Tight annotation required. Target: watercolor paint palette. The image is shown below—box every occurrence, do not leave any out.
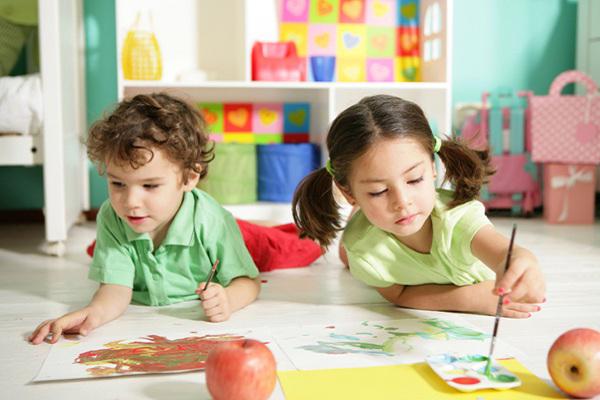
[426,353,522,392]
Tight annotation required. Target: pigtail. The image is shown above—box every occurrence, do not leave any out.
[292,168,343,248]
[436,136,495,208]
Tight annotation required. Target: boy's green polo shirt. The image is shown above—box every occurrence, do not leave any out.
[342,189,496,288]
[89,188,259,306]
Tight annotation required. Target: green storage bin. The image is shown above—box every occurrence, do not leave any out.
[199,143,257,204]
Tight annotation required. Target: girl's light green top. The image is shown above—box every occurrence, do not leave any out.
[342,189,496,288]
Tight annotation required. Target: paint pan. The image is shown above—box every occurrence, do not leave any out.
[426,353,521,392]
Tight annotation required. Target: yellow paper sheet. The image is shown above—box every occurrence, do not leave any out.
[278,359,565,399]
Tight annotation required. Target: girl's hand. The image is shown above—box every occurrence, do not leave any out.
[471,226,546,306]
[28,307,102,345]
[497,297,542,319]
[197,282,231,322]
[495,255,546,304]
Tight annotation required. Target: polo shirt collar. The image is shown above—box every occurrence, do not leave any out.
[123,191,195,247]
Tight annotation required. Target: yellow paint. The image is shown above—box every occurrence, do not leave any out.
[278,358,565,400]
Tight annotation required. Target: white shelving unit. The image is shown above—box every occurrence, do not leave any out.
[0,0,88,255]
[115,0,452,222]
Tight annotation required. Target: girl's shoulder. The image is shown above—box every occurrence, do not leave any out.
[433,189,490,248]
[434,189,486,216]
[342,210,384,251]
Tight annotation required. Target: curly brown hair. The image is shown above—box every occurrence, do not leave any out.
[87,93,214,183]
[293,95,495,248]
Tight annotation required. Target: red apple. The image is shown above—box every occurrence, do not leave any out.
[547,328,600,398]
[205,339,277,400]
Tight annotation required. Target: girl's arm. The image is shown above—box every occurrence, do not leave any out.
[29,283,132,344]
[376,281,538,318]
[471,225,545,303]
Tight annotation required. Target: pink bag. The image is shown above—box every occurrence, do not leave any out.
[530,70,600,164]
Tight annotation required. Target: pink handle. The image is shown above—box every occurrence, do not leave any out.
[549,70,598,96]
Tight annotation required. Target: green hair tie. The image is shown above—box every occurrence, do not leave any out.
[325,159,335,177]
[433,135,442,153]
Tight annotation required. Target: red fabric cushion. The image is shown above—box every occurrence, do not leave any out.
[235,220,322,272]
[86,220,322,272]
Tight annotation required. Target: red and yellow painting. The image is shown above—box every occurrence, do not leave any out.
[34,332,253,381]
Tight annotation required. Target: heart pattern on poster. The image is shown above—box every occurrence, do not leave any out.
[373,1,390,17]
[342,0,362,19]
[259,108,278,126]
[286,0,306,16]
[343,32,360,49]
[318,0,333,15]
[315,32,330,48]
[202,109,218,125]
[228,108,249,128]
[289,109,307,126]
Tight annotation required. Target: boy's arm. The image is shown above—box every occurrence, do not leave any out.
[375,281,537,318]
[29,283,132,344]
[87,283,133,324]
[224,276,261,313]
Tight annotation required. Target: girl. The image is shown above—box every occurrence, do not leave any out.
[293,95,545,318]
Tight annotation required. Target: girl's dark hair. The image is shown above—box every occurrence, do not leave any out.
[292,94,495,248]
[87,92,214,182]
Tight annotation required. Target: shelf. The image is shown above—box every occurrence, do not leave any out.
[123,80,449,91]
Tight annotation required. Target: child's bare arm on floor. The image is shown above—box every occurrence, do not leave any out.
[29,284,132,344]
[375,280,539,318]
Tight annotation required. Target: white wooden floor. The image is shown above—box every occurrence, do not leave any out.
[1,218,599,399]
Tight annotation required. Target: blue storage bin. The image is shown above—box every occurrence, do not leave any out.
[257,143,320,202]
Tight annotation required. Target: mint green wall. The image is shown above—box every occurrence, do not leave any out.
[84,0,117,208]
[0,0,579,211]
[452,0,577,108]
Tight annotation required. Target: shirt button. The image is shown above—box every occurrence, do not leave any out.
[153,274,160,281]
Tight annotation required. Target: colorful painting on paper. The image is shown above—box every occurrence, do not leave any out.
[274,318,516,371]
[280,0,420,81]
[34,333,249,381]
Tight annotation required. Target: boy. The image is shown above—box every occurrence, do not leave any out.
[30,93,260,344]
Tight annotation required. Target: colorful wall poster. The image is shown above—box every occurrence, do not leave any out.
[280,0,420,81]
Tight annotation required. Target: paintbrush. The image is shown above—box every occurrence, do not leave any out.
[196,258,220,294]
[484,223,517,376]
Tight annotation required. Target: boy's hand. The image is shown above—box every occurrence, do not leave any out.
[197,282,231,322]
[28,307,101,345]
[494,255,546,304]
